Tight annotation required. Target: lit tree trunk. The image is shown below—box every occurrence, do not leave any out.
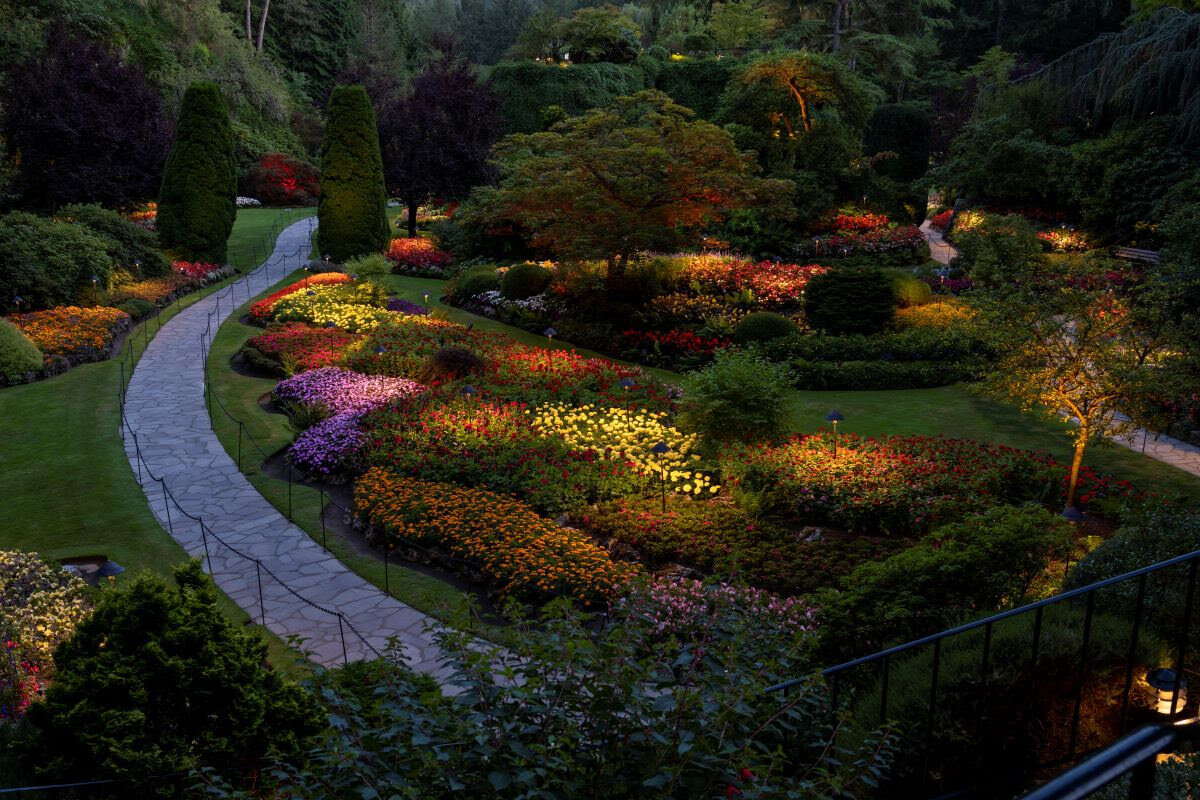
[407,199,419,238]
[832,0,850,52]
[245,0,254,47]
[256,0,271,53]
[1065,425,1088,509]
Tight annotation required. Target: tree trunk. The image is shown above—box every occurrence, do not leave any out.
[407,200,419,238]
[244,0,254,47]
[832,0,850,52]
[1065,429,1088,509]
[994,1,1005,46]
[256,0,271,53]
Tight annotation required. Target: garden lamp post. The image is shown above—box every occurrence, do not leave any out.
[12,295,22,313]
[620,377,635,420]
[423,291,431,312]
[91,274,100,294]
[461,384,477,403]
[1147,667,1188,717]
[325,321,337,354]
[826,410,845,459]
[1061,506,1086,523]
[651,441,669,513]
[307,289,316,317]
[96,560,124,588]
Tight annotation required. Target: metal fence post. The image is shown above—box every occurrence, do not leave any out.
[256,560,265,626]
[200,522,214,575]
[338,614,348,664]
[161,482,173,534]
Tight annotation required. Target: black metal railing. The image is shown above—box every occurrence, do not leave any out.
[767,547,1200,798]
[1021,722,1199,800]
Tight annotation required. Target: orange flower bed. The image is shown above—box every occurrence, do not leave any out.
[249,273,353,323]
[8,306,129,360]
[355,468,639,603]
[109,273,195,305]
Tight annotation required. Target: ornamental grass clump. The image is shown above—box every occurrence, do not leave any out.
[355,468,640,603]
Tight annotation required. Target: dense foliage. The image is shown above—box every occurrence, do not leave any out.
[157,82,237,264]
[318,86,390,262]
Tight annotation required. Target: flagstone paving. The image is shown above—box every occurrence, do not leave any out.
[121,218,450,673]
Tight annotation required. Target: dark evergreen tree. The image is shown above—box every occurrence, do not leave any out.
[157,82,237,264]
[22,563,320,788]
[379,49,501,237]
[318,85,390,261]
[2,28,171,211]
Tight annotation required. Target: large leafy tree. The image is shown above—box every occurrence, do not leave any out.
[981,258,1198,509]
[318,84,390,261]
[22,562,320,788]
[2,28,171,211]
[157,81,238,263]
[379,50,500,237]
[469,90,791,283]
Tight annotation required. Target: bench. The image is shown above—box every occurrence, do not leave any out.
[1113,246,1161,264]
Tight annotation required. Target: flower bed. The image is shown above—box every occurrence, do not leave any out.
[529,404,716,496]
[723,433,1137,537]
[804,225,928,260]
[1037,228,1092,253]
[7,306,130,363]
[893,299,978,330]
[108,273,195,305]
[616,577,817,643]
[172,261,225,281]
[273,367,424,417]
[674,255,828,308]
[1,551,91,720]
[290,413,370,478]
[385,298,430,315]
[248,273,354,323]
[271,290,395,333]
[386,237,453,276]
[929,210,953,232]
[620,329,730,367]
[482,343,671,409]
[363,400,646,515]
[833,212,890,232]
[354,468,639,603]
[585,496,906,596]
[243,322,365,375]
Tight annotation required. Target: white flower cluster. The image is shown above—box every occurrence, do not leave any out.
[236,196,263,208]
[474,290,556,314]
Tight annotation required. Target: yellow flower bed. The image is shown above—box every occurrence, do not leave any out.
[894,299,978,331]
[355,468,639,603]
[272,286,395,333]
[529,404,718,496]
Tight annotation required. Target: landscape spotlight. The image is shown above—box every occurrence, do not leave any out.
[96,560,125,587]
[544,326,557,342]
[825,409,845,459]
[1061,506,1086,523]
[1147,668,1188,716]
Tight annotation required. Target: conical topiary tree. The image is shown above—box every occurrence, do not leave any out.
[318,85,390,262]
[157,82,237,264]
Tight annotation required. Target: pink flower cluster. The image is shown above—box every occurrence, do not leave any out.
[617,577,816,640]
[273,367,424,416]
[172,261,222,280]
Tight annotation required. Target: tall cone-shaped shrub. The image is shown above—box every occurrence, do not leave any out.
[318,85,390,262]
[157,82,237,264]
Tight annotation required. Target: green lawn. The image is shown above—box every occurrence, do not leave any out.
[227,206,314,272]
[388,274,1200,499]
[0,206,319,674]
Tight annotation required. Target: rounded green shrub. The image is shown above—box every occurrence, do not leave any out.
[450,268,499,301]
[343,253,391,280]
[116,298,156,320]
[679,349,791,443]
[57,204,170,278]
[733,311,795,345]
[500,263,553,300]
[317,86,390,262]
[803,267,897,335]
[891,271,933,307]
[157,82,237,264]
[0,319,44,378]
[0,211,115,311]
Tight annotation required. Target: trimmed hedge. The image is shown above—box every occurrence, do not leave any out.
[0,318,44,379]
[653,59,737,120]
[787,357,988,390]
[500,263,553,300]
[490,61,647,133]
[732,311,795,345]
[317,86,390,262]
[157,82,237,264]
[803,267,896,335]
[755,328,993,363]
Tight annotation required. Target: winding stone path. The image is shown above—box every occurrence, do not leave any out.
[919,219,958,266]
[121,218,449,673]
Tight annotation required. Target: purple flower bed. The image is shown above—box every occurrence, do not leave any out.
[272,367,424,416]
[289,413,368,477]
[386,298,430,316]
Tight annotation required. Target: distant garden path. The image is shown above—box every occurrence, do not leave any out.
[121,218,449,673]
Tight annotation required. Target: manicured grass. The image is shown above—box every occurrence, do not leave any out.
[389,274,1200,499]
[205,272,477,629]
[0,207,321,676]
[227,206,315,272]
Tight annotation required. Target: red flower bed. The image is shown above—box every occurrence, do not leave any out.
[172,261,223,281]
[723,433,1139,537]
[244,322,365,373]
[386,238,453,275]
[621,329,730,360]
[834,212,890,232]
[679,256,827,308]
[811,225,927,257]
[930,210,953,231]
[249,273,353,323]
[483,342,671,409]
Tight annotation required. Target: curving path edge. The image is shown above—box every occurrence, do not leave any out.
[121,217,449,673]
